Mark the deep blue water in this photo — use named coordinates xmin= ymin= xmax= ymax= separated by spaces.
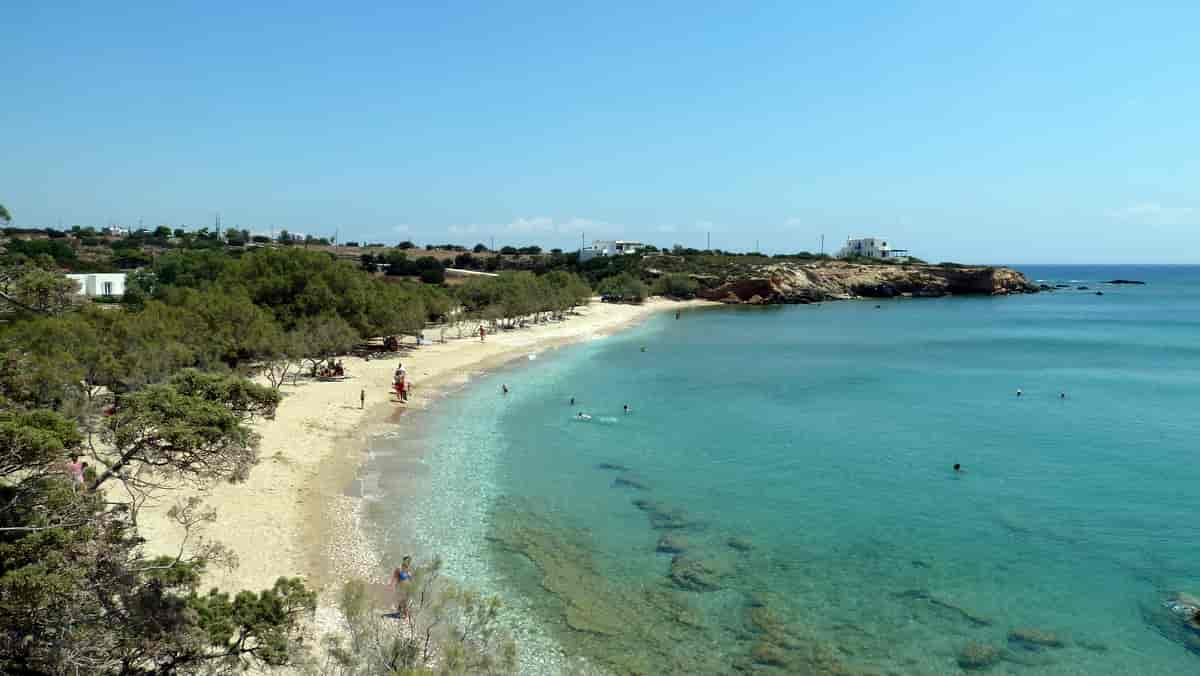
xmin=375 ymin=265 xmax=1200 ymax=674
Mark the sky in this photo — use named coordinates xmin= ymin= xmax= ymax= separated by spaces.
xmin=3 ymin=1 xmax=1199 ymax=263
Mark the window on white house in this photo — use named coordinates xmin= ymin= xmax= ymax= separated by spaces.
xmin=102 ymin=282 xmax=113 ymax=296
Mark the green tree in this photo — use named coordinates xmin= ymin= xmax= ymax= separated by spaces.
xmin=167 ymin=288 xmax=282 ymax=368
xmin=295 ymin=313 xmax=359 ymax=373
xmin=318 ymin=559 xmax=516 ymax=676
xmin=0 ymin=203 xmax=10 ymax=225
xmin=0 ymin=266 xmax=79 ymax=317
xmin=0 ymin=385 xmax=311 ymax=675
xmin=651 ymin=272 xmax=699 ymax=299
xmin=597 ymin=272 xmax=648 ymax=303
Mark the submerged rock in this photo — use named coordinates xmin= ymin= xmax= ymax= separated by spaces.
xmin=1144 ymin=592 xmax=1200 ymax=655
xmin=669 ymin=555 xmax=727 ymax=592
xmin=892 ymin=589 xmax=992 ymax=627
xmin=612 ymin=474 xmax=650 ymax=490
xmin=727 ymin=536 xmax=754 ymax=552
xmin=1106 ymin=279 xmax=1145 ymax=285
xmin=958 ymin=642 xmax=1002 ymax=670
xmin=632 ymin=498 xmax=699 ymax=530
xmin=595 ymin=462 xmax=630 ymax=471
xmin=1007 ymin=627 xmax=1065 ymax=650
xmin=751 ymin=641 xmax=790 ymax=667
xmin=656 ymin=534 xmax=689 ymax=554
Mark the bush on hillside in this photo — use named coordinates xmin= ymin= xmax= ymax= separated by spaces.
xmin=651 ymin=273 xmax=699 ymax=299
xmin=597 ymin=272 xmax=648 ymax=303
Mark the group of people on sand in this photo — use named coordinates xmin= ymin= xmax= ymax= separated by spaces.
xmin=315 ymin=359 xmax=346 ymax=379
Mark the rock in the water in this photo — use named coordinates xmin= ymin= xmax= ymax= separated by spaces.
xmin=596 ymin=462 xmax=630 ymax=471
xmin=1095 ymin=291 xmax=1104 ymax=296
xmin=633 ymin=498 xmax=699 ymax=529
xmin=727 ymin=536 xmax=754 ymax=552
xmin=656 ymin=534 xmax=689 ymax=554
xmin=751 ymin=641 xmax=789 ymax=667
xmin=612 ymin=474 xmax=649 ymax=490
xmin=958 ymin=642 xmax=1002 ymax=670
xmin=1077 ymin=285 xmax=1089 ymax=290
xmin=1007 ymin=627 xmax=1065 ymax=650
xmin=669 ymin=555 xmax=726 ymax=592
xmin=1106 ymin=279 xmax=1145 ymax=285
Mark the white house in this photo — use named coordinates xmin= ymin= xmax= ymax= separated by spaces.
xmin=105 ymin=225 xmax=130 ymax=237
xmin=66 ymin=273 xmax=127 ymax=298
xmin=579 ymin=239 xmax=645 ymax=262
xmin=837 ymin=237 xmax=909 ymax=260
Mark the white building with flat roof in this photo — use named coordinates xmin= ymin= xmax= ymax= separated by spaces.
xmin=66 ymin=273 xmax=126 ymax=298
xmin=579 ymin=239 xmax=645 ymax=262
xmin=837 ymin=237 xmax=909 ymax=260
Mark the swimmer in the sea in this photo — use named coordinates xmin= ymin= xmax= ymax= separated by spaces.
xmin=570 ymin=396 xmax=575 ymax=406
xmin=953 ymin=463 xmax=964 ymax=473
xmin=623 ymin=404 xmax=630 ymax=414
xmin=577 ymin=412 xmax=592 ymax=420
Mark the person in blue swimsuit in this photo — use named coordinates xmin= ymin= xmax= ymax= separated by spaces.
xmin=391 ymin=556 xmax=414 ymax=618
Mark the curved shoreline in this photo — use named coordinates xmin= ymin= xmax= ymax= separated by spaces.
xmin=136 ymin=298 xmax=716 ymax=640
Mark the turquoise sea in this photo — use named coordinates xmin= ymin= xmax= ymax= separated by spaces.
xmin=365 ymin=265 xmax=1200 ymax=674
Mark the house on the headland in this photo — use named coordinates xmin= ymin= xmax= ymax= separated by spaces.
xmin=836 ymin=237 xmax=909 ymax=261
xmin=105 ymin=225 xmax=130 ymax=237
xmin=579 ymin=239 xmax=645 ymax=263
xmin=66 ymin=272 xmax=127 ymax=298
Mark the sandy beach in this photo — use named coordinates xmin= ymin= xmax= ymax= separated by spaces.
xmin=137 ymin=297 xmax=710 ymax=600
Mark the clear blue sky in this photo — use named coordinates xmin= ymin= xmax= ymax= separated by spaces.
xmin=4 ymin=1 xmax=1198 ymax=263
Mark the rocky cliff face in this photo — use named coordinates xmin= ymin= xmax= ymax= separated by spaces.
xmin=687 ymin=262 xmax=1037 ymax=304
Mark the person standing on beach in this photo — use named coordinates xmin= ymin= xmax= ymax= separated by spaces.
xmin=360 ymin=389 xmax=365 ymax=409
xmin=391 ymin=556 xmax=415 ymax=619
xmin=401 ymin=378 xmax=410 ymax=402
xmin=479 ymin=325 xmax=486 ymax=342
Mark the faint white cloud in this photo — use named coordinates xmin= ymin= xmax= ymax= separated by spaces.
xmin=447 ymin=224 xmax=481 ymax=236
xmin=443 ymin=217 xmax=615 ymax=238
xmin=507 ymin=216 xmax=554 ymax=232
xmin=392 ymin=224 xmax=411 ymax=233
xmin=655 ymin=224 xmax=677 ymax=233
xmin=1109 ymin=203 xmax=1198 ymax=226
xmin=783 ymin=217 xmax=805 ymax=228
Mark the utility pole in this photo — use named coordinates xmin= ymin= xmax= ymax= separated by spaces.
xmin=707 ymin=231 xmax=711 ymax=251
xmin=820 ymin=234 xmax=825 ymax=256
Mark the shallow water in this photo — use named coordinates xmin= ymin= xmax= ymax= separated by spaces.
xmin=367 ymin=265 xmax=1200 ymax=674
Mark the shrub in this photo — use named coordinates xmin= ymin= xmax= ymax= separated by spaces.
xmin=652 ymin=273 xmax=699 ymax=299
xmin=597 ymin=272 xmax=648 ymax=303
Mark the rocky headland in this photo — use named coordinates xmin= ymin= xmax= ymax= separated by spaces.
xmin=647 ymin=259 xmax=1038 ymax=304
